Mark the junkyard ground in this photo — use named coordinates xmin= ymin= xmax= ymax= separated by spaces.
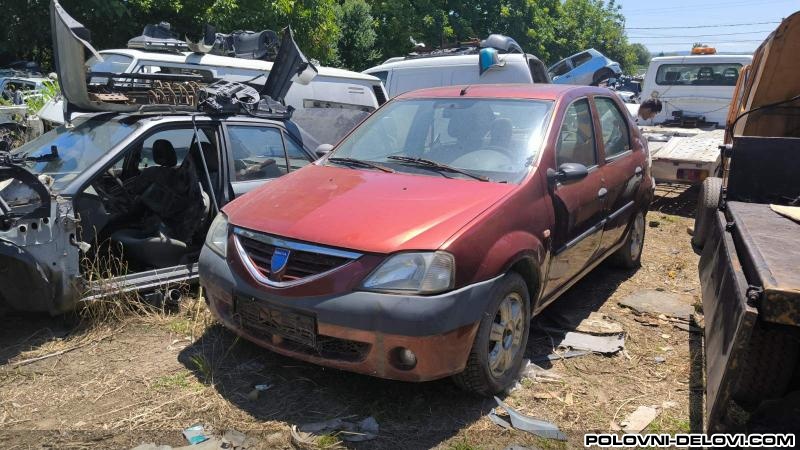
xmin=0 ymin=185 xmax=703 ymax=450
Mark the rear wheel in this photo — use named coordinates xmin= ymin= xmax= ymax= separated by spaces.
xmin=611 ymin=210 xmax=645 ymax=269
xmin=453 ymin=272 xmax=530 ymax=396
xmin=691 ymin=176 xmax=722 ymax=251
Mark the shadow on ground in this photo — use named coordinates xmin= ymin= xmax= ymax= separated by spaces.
xmin=178 ymin=261 xmax=642 ymax=448
xmin=0 ymin=312 xmax=77 ymax=366
xmin=179 ymin=324 xmax=495 ymax=449
xmin=650 ymin=184 xmax=699 ymax=218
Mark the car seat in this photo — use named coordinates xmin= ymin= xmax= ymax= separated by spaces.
xmin=696 ymin=67 xmax=715 ymax=84
xmin=111 ymin=139 xmax=209 ymax=269
xmin=488 ymin=118 xmax=512 ymax=148
xmin=722 ymin=67 xmax=739 ymax=85
xmin=664 ymin=71 xmax=681 ymax=84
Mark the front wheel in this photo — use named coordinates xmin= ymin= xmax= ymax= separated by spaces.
xmin=452 ymin=272 xmax=530 ymax=396
xmin=611 ymin=210 xmax=645 ymax=269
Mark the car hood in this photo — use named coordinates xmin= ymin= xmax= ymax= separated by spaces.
xmin=50 ymin=0 xmax=315 ymax=116
xmin=224 ymin=165 xmax=516 ymax=254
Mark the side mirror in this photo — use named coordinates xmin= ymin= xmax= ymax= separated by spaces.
xmin=315 ymin=143 xmax=333 ymax=158
xmin=547 ymin=162 xmax=589 ymax=185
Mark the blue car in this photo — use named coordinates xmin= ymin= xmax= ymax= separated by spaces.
xmin=548 ymin=49 xmax=622 ymax=85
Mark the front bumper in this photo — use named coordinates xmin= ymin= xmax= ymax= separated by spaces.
xmin=199 ymin=245 xmax=498 ymax=381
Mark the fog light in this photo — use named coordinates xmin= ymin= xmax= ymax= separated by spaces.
xmin=390 ymin=347 xmax=417 ymax=370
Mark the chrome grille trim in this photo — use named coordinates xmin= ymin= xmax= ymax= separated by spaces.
xmin=233 ymin=227 xmax=362 ymax=288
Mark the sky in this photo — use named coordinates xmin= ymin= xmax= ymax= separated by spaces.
xmin=616 ymin=0 xmax=800 ymax=54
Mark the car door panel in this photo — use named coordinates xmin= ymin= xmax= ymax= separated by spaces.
xmin=593 ymin=96 xmax=644 ymax=254
xmin=544 ymin=98 xmax=606 ymax=295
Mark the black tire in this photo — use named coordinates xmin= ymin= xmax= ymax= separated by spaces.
xmin=452 ymin=272 xmax=530 ymax=396
xmin=691 ymin=176 xmax=722 ymax=250
xmin=610 ymin=210 xmax=646 ymax=269
xmin=592 ymin=68 xmax=614 ymax=86
xmin=732 ymin=323 xmax=800 ymax=411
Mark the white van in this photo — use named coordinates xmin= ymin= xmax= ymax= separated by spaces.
xmin=40 ymin=49 xmax=387 ymax=146
xmin=363 ymin=35 xmax=550 ymax=98
xmin=640 ymin=54 xmax=752 ymax=126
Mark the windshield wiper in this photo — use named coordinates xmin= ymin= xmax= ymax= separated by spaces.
xmin=387 ymin=156 xmax=489 ymax=182
xmin=328 ymin=157 xmax=395 ymax=173
xmin=0 ymin=146 xmax=60 ymax=166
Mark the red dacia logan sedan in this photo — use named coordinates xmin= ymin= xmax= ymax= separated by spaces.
xmin=199 ymin=84 xmax=653 ymax=395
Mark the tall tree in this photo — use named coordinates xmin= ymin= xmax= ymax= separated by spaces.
xmin=336 ymin=0 xmax=380 ymax=70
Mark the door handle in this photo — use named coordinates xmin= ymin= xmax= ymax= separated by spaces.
xmin=598 ymin=188 xmax=608 ymax=199
xmin=634 ymin=166 xmax=643 ymax=175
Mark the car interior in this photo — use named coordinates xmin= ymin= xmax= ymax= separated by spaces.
xmin=75 ymin=126 xmax=220 ymax=274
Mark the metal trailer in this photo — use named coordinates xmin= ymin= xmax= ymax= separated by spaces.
xmin=641 ymin=126 xmax=723 ymax=185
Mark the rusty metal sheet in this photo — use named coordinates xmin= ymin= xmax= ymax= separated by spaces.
xmin=699 ymin=210 xmax=757 ymax=431
xmin=726 ymin=201 xmax=800 ymax=326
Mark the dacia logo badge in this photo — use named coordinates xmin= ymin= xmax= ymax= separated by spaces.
xmin=270 ymin=248 xmax=291 ymax=282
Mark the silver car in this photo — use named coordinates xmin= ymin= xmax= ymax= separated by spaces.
xmin=548 ymin=49 xmax=622 ymax=85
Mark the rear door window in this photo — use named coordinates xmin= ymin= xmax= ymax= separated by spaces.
xmin=594 ymin=97 xmax=631 ymax=159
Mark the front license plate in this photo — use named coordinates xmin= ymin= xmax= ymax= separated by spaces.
xmin=236 ymin=297 xmax=317 ymax=348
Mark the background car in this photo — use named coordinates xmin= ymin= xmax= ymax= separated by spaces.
xmin=548 ymin=48 xmax=623 ymax=85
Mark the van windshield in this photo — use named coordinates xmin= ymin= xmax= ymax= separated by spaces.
xmin=330 ymin=98 xmax=553 ymax=184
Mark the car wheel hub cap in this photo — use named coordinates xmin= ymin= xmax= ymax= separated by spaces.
xmin=488 ymin=293 xmax=524 ymax=377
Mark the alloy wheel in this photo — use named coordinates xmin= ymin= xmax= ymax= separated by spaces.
xmin=488 ymin=292 xmax=525 ymax=378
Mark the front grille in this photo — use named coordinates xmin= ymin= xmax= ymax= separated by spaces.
xmin=236 ymin=232 xmax=354 ymax=283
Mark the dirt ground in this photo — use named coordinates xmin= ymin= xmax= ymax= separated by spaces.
xmin=0 ymin=186 xmax=704 ymax=450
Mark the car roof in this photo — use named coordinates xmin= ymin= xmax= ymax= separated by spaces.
xmin=101 ymin=49 xmax=381 ymax=83
xmin=395 ymin=83 xmax=606 ymax=101
xmin=364 ymin=53 xmax=529 ymax=72
xmin=77 ymin=111 xmax=291 ymax=127
xmin=650 ymin=54 xmax=753 ymax=63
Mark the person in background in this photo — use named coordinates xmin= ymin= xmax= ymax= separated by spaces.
xmin=637 ymin=98 xmax=663 ymax=122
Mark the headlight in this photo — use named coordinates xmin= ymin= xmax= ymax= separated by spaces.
xmin=361 ymin=252 xmax=454 ymax=295
xmin=205 ymin=213 xmax=229 ymax=257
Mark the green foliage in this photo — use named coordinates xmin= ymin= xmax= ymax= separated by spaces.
xmin=335 ymin=0 xmax=380 ymax=70
xmin=3 ymin=0 xmax=645 ymax=74
xmin=24 ymin=79 xmax=59 ymax=114
xmin=629 ymin=42 xmax=651 ymax=73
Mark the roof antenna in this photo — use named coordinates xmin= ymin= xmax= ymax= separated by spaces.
xmin=460 ymin=85 xmax=471 ymax=96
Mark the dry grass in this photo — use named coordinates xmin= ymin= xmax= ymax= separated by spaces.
xmin=0 ymin=186 xmax=705 ymax=449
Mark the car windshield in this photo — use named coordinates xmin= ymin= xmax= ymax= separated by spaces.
xmin=11 ymin=117 xmax=139 ymax=190
xmin=330 ymin=98 xmax=553 ymax=183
